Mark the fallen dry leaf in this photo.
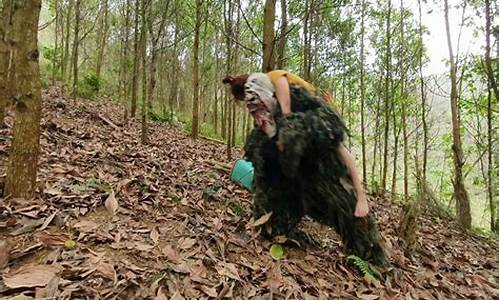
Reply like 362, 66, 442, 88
154, 286, 168, 300
215, 262, 241, 281
178, 237, 196, 250
104, 190, 118, 215
162, 245, 180, 263
0, 239, 12, 268
3, 264, 62, 289
170, 291, 185, 300
150, 226, 160, 244
199, 285, 218, 298
249, 212, 273, 228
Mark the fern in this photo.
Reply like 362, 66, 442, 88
347, 255, 382, 283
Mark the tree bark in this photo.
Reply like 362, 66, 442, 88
359, 0, 367, 184
140, 0, 148, 143
61, 0, 72, 82
4, 0, 43, 199
417, 0, 428, 183
302, 0, 311, 80
262, 0, 276, 72
96, 0, 109, 79
169, 0, 179, 122
484, 0, 499, 102
381, 0, 392, 192
131, 0, 140, 118
191, 0, 201, 139
444, 0, 471, 230
276, 0, 287, 69
224, 0, 233, 157
52, 0, 59, 85
121, 0, 131, 121
400, 0, 408, 200
0, 1, 13, 128
484, 0, 498, 232
71, 0, 81, 96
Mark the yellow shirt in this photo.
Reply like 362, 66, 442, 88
267, 70, 316, 94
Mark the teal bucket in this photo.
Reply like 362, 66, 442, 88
230, 159, 254, 191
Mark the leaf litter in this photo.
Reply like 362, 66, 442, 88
0, 87, 497, 299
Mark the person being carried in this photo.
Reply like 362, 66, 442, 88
224, 70, 369, 218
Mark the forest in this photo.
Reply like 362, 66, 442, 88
0, 0, 498, 299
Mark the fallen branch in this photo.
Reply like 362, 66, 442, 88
205, 159, 231, 174
98, 114, 119, 130
199, 135, 225, 145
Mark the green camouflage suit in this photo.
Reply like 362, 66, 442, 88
244, 87, 389, 266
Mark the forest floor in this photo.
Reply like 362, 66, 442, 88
0, 87, 498, 300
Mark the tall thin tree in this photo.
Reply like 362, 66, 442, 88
191, 0, 202, 139
4, 0, 43, 199
444, 0, 471, 230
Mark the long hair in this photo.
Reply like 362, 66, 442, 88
222, 74, 249, 100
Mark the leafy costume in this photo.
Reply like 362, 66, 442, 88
243, 75, 389, 266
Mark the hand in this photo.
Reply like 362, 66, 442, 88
354, 193, 369, 218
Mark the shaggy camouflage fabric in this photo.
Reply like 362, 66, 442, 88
244, 87, 389, 266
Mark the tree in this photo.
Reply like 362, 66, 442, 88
0, 1, 12, 128
381, 0, 392, 192
262, 0, 276, 72
131, 0, 140, 118
275, 0, 287, 69
140, 0, 148, 143
95, 0, 110, 79
191, 0, 202, 139
359, 0, 367, 184
71, 0, 81, 96
444, 0, 471, 230
3, 0, 43, 199
417, 0, 428, 183
484, 0, 498, 232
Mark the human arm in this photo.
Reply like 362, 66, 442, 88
275, 76, 292, 115
337, 144, 369, 217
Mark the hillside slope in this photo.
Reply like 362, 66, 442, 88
0, 87, 497, 299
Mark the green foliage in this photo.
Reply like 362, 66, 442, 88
79, 73, 102, 98
228, 200, 245, 217
347, 255, 381, 282
64, 176, 109, 193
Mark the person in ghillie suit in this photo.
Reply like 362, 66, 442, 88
223, 71, 389, 267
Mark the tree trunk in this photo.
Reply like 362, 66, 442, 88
381, 0, 392, 192
444, 0, 471, 230
400, 0, 408, 200
52, 0, 59, 85
191, 0, 201, 139
484, 0, 498, 232
61, 0, 72, 82
131, 0, 140, 118
121, 0, 131, 121
71, 0, 81, 96
140, 0, 148, 143
96, 0, 109, 79
169, 0, 179, 122
276, 0, 287, 69
359, 0, 367, 184
417, 0, 428, 183
391, 105, 400, 199
302, 0, 311, 80
262, 0, 276, 72
371, 89, 382, 192
0, 2, 13, 128
224, 0, 233, 157
484, 0, 499, 102
4, 0, 43, 199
